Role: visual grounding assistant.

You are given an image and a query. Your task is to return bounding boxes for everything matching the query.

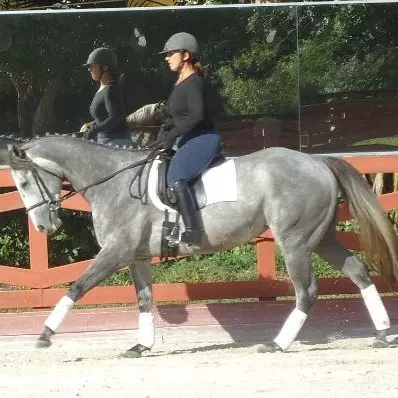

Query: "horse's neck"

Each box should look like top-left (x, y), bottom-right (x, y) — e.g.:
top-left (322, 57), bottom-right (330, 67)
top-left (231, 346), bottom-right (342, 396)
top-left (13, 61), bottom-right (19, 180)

top-left (34, 140), bottom-right (146, 196)
top-left (49, 146), bottom-right (145, 199)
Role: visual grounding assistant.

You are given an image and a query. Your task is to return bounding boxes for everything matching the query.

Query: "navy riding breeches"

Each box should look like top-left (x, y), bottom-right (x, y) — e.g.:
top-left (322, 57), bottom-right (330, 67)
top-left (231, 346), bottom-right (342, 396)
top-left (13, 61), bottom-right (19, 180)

top-left (167, 132), bottom-right (222, 186)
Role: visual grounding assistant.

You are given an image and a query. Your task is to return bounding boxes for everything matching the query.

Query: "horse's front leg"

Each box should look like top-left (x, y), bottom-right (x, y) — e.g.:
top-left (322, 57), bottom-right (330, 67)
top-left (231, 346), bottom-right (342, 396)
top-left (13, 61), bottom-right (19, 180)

top-left (37, 243), bottom-right (134, 348)
top-left (123, 258), bottom-right (154, 358)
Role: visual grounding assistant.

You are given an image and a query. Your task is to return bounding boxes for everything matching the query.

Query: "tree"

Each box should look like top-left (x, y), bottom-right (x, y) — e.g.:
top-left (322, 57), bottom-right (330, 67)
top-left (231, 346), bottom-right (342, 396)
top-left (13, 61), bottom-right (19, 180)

top-left (213, 7), bottom-right (299, 116)
top-left (3, 2), bottom-right (398, 138)
top-left (0, 6), bottom-right (262, 137)
top-left (298, 3), bottom-right (398, 102)
top-left (211, 3), bottom-right (398, 115)
top-left (0, 14), bottom-right (95, 137)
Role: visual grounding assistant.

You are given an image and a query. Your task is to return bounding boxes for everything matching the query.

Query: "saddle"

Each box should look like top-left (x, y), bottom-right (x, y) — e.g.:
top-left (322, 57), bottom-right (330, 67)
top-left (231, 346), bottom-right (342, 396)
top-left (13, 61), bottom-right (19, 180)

top-left (155, 150), bottom-right (226, 259)
top-left (156, 150), bottom-right (226, 210)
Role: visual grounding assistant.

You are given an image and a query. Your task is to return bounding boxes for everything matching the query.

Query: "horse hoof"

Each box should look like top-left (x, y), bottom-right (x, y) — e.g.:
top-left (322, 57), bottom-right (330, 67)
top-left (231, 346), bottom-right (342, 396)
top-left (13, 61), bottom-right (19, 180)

top-left (372, 339), bottom-right (389, 349)
top-left (256, 341), bottom-right (283, 353)
top-left (122, 344), bottom-right (150, 358)
top-left (36, 338), bottom-right (52, 348)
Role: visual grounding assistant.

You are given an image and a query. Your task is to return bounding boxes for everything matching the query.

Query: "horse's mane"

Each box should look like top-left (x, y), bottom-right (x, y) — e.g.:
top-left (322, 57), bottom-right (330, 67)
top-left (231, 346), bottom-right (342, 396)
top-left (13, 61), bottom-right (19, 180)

top-left (0, 134), bottom-right (26, 143)
top-left (2, 133), bottom-right (150, 153)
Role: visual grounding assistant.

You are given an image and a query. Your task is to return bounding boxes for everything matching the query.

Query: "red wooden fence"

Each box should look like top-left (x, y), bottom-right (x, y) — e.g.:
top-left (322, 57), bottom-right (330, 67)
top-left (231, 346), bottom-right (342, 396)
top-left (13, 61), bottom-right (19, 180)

top-left (0, 154), bottom-right (397, 309)
top-left (300, 97), bottom-right (398, 151)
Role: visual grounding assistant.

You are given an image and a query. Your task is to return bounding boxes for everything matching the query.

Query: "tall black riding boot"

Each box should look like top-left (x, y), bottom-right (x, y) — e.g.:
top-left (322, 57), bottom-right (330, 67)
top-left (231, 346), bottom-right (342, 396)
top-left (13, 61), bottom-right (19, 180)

top-left (167, 179), bottom-right (202, 247)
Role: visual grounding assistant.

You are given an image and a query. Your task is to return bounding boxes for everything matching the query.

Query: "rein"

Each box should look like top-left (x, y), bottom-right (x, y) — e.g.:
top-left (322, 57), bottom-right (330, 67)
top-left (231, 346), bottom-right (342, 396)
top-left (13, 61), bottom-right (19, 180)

top-left (24, 149), bottom-right (160, 213)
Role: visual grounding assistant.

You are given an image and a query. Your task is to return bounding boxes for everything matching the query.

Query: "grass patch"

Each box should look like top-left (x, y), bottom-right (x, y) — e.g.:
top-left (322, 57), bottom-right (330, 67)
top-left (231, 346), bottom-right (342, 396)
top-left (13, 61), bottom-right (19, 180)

top-left (100, 243), bottom-right (344, 287)
top-left (353, 135), bottom-right (398, 147)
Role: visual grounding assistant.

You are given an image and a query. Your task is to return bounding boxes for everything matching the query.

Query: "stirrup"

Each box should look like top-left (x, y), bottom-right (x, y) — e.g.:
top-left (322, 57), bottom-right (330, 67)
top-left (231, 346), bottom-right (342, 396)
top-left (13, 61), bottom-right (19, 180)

top-left (165, 224), bottom-right (180, 247)
top-left (165, 234), bottom-right (179, 247)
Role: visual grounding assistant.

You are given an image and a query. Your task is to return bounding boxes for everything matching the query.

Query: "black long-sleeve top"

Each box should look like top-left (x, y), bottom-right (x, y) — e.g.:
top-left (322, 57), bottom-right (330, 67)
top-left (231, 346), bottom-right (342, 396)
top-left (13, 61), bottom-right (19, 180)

top-left (87, 82), bottom-right (129, 140)
top-left (166, 73), bottom-right (214, 146)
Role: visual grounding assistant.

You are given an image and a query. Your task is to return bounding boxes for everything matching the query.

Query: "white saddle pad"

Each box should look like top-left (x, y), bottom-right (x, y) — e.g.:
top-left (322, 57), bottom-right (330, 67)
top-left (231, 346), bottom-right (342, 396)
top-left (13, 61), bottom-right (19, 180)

top-left (148, 157), bottom-right (238, 213)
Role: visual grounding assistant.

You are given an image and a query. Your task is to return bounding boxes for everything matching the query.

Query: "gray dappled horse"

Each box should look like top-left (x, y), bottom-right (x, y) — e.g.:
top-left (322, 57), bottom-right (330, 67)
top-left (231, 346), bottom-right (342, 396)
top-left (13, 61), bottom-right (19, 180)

top-left (4, 135), bottom-right (398, 357)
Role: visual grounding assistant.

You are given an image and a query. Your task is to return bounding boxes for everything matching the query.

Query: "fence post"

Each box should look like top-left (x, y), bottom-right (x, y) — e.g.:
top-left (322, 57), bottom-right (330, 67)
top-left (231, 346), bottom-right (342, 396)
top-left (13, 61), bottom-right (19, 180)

top-left (28, 218), bottom-right (49, 307)
top-left (256, 237), bottom-right (277, 301)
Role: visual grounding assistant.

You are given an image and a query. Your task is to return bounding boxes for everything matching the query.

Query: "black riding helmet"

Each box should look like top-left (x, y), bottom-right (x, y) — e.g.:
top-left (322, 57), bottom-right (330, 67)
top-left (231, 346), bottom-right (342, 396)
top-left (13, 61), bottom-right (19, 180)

top-left (83, 47), bottom-right (117, 70)
top-left (160, 32), bottom-right (200, 62)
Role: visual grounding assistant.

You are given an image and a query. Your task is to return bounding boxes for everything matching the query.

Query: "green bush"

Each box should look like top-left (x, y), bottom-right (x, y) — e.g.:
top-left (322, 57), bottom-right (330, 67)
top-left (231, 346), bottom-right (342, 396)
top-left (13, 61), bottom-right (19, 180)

top-left (48, 210), bottom-right (99, 267)
top-left (0, 210), bottom-right (29, 268)
top-left (0, 209), bottom-right (98, 268)
top-left (101, 243), bottom-right (344, 287)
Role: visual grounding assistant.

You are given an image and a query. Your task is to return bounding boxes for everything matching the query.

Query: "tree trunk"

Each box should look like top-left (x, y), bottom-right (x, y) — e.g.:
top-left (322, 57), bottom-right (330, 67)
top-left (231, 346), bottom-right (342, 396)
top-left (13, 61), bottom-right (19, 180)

top-left (32, 78), bottom-right (62, 136)
top-left (10, 74), bottom-right (42, 139)
top-left (16, 93), bottom-right (33, 138)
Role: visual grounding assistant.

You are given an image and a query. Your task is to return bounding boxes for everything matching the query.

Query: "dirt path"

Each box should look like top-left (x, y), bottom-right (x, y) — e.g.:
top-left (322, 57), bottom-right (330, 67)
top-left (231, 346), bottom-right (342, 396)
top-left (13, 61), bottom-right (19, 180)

top-left (0, 329), bottom-right (397, 398)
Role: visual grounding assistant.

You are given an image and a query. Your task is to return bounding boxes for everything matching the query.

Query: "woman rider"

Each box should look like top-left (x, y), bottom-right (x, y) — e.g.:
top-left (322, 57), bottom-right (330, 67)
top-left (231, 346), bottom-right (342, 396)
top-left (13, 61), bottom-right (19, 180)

top-left (80, 47), bottom-right (131, 147)
top-left (155, 32), bottom-right (222, 247)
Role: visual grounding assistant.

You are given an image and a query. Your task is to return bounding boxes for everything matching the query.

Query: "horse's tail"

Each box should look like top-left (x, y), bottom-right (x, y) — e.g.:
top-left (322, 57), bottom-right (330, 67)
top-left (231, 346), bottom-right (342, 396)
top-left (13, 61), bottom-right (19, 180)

top-left (321, 155), bottom-right (398, 286)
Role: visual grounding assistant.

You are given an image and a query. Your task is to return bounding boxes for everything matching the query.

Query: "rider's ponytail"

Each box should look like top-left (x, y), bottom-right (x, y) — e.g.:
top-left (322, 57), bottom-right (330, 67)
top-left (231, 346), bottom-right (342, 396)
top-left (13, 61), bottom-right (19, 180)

top-left (102, 66), bottom-right (122, 85)
top-left (193, 60), bottom-right (207, 77)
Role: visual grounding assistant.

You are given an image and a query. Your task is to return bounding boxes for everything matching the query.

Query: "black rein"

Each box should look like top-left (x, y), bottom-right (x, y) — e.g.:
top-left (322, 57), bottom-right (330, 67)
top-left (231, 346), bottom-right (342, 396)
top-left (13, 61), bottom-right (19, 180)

top-left (24, 149), bottom-right (160, 213)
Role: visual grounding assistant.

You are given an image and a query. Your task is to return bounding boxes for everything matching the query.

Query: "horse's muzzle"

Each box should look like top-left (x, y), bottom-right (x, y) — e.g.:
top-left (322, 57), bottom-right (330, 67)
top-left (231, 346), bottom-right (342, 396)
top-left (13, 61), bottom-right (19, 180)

top-left (37, 218), bottom-right (62, 235)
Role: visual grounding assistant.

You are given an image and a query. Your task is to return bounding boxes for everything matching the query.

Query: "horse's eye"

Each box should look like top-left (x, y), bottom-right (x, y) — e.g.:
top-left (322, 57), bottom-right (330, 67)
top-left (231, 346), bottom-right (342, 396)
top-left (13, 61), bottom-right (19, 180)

top-left (21, 181), bottom-right (29, 189)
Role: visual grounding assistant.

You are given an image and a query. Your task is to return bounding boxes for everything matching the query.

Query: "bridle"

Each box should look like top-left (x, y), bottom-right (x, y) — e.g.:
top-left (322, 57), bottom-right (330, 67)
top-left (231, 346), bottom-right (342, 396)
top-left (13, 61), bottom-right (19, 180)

top-left (14, 149), bottom-right (160, 214)
top-left (26, 166), bottom-right (64, 213)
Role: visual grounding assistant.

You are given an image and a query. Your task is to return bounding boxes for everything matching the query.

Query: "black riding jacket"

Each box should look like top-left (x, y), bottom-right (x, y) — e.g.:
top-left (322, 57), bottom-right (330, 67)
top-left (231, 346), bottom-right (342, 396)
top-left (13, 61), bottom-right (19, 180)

top-left (165, 73), bottom-right (214, 146)
top-left (86, 81), bottom-right (129, 140)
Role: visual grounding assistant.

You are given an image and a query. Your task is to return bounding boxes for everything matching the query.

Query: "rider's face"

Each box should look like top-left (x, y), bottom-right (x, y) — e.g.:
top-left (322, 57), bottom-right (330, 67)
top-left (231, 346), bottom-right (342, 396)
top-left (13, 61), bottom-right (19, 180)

top-left (165, 51), bottom-right (184, 72)
top-left (88, 63), bottom-right (101, 81)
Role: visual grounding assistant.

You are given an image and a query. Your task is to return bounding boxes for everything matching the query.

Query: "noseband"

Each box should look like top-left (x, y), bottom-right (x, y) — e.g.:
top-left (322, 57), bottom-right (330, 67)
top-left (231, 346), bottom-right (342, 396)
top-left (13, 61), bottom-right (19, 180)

top-left (26, 167), bottom-right (63, 213)
top-left (9, 155), bottom-right (64, 214)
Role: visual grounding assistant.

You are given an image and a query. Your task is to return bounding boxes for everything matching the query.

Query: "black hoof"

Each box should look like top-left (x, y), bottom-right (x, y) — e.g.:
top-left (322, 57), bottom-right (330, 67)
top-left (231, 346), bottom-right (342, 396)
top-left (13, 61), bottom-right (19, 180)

top-left (256, 341), bottom-right (283, 353)
top-left (36, 338), bottom-right (52, 348)
top-left (122, 344), bottom-right (150, 358)
top-left (36, 326), bottom-right (54, 348)
top-left (372, 338), bottom-right (389, 349)
top-left (373, 330), bottom-right (389, 348)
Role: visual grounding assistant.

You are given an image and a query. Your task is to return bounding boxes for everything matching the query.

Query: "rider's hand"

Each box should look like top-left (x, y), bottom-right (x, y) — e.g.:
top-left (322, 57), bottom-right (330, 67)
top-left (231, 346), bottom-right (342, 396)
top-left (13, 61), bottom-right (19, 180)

top-left (149, 123), bottom-right (177, 150)
top-left (151, 136), bottom-right (171, 150)
top-left (161, 119), bottom-right (174, 132)
top-left (150, 131), bottom-right (174, 150)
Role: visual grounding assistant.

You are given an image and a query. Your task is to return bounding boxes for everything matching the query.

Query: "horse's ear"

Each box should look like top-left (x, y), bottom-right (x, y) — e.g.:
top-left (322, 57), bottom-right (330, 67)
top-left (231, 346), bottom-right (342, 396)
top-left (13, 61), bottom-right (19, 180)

top-left (7, 144), bottom-right (28, 168)
top-left (8, 144), bottom-right (26, 159)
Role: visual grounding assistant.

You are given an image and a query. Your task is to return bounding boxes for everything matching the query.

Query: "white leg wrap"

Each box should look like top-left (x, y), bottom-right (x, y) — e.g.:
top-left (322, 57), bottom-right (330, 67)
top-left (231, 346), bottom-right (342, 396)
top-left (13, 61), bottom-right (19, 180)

top-left (139, 312), bottom-right (155, 349)
top-left (274, 308), bottom-right (308, 351)
top-left (44, 296), bottom-right (74, 332)
top-left (361, 284), bottom-right (390, 330)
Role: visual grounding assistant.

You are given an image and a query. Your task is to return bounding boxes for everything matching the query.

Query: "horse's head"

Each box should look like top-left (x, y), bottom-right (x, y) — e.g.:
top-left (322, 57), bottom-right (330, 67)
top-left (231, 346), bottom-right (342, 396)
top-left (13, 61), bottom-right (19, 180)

top-left (8, 144), bottom-right (63, 235)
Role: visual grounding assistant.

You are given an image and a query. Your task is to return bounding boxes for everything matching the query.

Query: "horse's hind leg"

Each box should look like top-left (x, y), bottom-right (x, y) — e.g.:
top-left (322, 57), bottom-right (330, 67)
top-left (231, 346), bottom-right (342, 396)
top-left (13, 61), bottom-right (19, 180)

top-left (259, 245), bottom-right (318, 353)
top-left (123, 258), bottom-right (154, 359)
top-left (37, 244), bottom-right (134, 348)
top-left (315, 232), bottom-right (390, 348)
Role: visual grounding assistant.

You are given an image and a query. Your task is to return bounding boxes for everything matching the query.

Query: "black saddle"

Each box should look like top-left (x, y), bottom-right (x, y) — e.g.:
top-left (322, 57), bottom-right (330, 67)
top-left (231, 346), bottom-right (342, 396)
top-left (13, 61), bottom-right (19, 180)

top-left (157, 151), bottom-right (226, 210)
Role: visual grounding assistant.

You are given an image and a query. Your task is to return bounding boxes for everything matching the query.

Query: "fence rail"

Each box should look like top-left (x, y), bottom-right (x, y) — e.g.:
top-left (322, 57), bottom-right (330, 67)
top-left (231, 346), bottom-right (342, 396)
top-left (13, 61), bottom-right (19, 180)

top-left (0, 154), bottom-right (397, 309)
